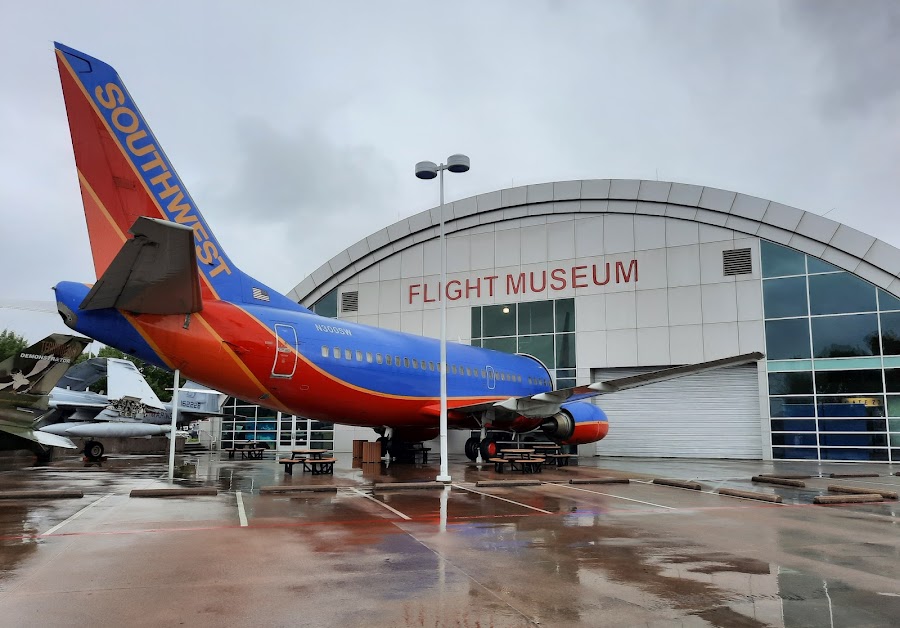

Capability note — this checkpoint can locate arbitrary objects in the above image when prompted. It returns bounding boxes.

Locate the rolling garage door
[590,364,762,459]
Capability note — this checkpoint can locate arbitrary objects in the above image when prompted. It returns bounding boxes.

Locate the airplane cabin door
[272,324,298,378]
[486,365,496,390]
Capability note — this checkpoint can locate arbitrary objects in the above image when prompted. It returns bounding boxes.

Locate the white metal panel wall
[591,364,762,459]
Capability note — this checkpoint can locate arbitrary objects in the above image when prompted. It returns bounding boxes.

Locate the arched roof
[289,179,900,305]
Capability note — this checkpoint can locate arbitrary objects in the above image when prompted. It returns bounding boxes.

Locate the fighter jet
[0,334,91,459]
[39,357,226,460]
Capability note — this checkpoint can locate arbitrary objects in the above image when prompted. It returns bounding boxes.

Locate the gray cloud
[217,118,396,220]
[785,1,900,118]
[2,1,900,342]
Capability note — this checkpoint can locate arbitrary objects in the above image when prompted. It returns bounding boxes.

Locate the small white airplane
[39,358,226,460]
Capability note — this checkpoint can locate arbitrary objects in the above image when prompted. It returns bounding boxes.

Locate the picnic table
[528,443,577,466]
[496,448,545,474]
[225,443,269,459]
[279,449,336,475]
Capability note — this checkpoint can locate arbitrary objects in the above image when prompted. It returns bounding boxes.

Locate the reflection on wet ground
[0,451,898,626]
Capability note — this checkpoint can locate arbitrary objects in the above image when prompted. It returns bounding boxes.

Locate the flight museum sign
[408,260,638,305]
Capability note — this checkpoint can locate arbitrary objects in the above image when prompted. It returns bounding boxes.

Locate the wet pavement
[0,451,898,627]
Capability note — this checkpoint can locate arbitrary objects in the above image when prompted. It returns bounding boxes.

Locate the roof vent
[341,291,359,313]
[723,248,752,276]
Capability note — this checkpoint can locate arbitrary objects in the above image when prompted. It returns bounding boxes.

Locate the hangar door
[590,364,762,459]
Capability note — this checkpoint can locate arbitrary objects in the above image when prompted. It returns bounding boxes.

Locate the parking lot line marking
[236,491,248,527]
[350,488,411,520]
[551,483,676,510]
[41,494,112,536]
[452,484,553,514]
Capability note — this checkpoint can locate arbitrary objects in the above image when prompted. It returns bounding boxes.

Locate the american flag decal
[251,287,270,302]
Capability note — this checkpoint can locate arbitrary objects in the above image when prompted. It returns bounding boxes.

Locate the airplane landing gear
[478,437,498,461]
[84,440,104,461]
[464,437,480,461]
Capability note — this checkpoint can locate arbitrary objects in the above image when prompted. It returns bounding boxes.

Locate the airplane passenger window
[321,346,328,357]
[404,357,410,368]
[345,349,352,360]
[429,361,435,371]
[366,352,373,363]
[376,353,383,364]
[451,365,457,374]
[333,347,340,359]
[412,359,419,369]
[356,350,363,362]
[386,355,392,365]
[466,367,471,376]
[395,356,401,366]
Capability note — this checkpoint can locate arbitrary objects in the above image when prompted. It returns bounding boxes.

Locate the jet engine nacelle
[540,401,609,445]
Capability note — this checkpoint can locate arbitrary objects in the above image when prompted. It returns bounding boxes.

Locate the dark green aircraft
[0,334,90,458]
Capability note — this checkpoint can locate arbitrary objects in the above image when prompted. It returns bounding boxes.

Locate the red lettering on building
[406,260,638,304]
[465,277,482,299]
[550,268,567,291]
[592,262,610,286]
[508,273,526,295]
[447,279,462,300]
[572,265,588,288]
[616,259,638,283]
[408,284,421,304]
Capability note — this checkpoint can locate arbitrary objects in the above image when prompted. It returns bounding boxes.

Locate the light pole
[415,154,470,483]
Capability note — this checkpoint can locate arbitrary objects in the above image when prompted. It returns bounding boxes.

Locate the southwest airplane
[51,43,762,460]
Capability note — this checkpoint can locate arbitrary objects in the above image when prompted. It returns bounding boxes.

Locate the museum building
[224,179,900,463]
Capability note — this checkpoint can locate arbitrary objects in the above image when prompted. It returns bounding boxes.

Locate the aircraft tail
[0,334,89,450]
[0,334,91,397]
[106,358,165,410]
[54,42,301,311]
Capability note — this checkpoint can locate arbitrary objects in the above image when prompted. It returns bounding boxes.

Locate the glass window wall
[761,240,899,462]
[472,298,576,386]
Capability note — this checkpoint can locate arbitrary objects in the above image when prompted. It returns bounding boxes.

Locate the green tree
[0,329,28,362]
[92,346,184,402]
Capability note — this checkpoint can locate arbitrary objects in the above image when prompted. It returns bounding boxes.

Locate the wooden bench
[488,458,512,473]
[545,454,578,467]
[305,458,337,475]
[278,457,306,475]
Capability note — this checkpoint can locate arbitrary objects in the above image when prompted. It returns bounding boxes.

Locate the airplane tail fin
[0,334,91,397]
[106,358,165,410]
[54,43,301,311]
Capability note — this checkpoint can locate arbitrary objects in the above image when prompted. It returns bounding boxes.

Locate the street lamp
[415,154,470,483]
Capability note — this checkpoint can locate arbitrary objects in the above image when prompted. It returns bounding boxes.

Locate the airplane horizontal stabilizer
[80,217,202,315]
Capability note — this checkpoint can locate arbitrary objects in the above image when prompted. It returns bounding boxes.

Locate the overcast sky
[1,0,898,344]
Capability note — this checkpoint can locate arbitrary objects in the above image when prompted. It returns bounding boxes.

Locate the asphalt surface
[0,450,898,627]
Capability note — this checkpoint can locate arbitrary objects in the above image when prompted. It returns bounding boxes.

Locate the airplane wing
[450,352,764,419]
[0,422,78,449]
[80,217,202,314]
